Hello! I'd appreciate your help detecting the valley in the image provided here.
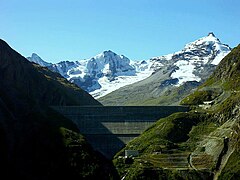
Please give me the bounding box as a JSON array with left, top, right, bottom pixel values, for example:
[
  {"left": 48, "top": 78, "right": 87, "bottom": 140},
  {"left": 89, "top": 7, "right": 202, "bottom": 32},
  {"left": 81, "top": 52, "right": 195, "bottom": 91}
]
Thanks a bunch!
[{"left": 2, "top": 0, "right": 240, "bottom": 179}]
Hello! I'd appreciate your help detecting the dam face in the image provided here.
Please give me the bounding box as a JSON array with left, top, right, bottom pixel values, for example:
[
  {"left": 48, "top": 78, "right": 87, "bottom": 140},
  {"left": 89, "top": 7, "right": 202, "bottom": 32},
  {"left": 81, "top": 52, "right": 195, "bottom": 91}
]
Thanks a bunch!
[{"left": 53, "top": 106, "right": 189, "bottom": 159}]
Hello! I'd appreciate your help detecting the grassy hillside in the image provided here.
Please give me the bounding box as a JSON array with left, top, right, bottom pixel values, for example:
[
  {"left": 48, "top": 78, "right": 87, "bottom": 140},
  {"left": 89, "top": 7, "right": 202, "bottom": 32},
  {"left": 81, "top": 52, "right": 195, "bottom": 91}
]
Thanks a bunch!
[
  {"left": 113, "top": 45, "right": 240, "bottom": 179},
  {"left": 0, "top": 39, "right": 118, "bottom": 179}
]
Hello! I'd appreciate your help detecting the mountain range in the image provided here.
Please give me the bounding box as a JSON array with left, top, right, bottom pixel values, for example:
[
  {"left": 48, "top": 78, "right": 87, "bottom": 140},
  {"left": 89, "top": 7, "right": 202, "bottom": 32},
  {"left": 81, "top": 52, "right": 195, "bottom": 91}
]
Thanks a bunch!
[
  {"left": 27, "top": 33, "right": 231, "bottom": 101},
  {"left": 100, "top": 33, "right": 231, "bottom": 105}
]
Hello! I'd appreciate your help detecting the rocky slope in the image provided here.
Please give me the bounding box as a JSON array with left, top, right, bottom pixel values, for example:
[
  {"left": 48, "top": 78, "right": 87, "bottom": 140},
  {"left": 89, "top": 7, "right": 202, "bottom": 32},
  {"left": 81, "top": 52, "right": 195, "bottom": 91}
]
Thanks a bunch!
[
  {"left": 99, "top": 33, "right": 231, "bottom": 105},
  {"left": 113, "top": 44, "right": 240, "bottom": 179},
  {"left": 0, "top": 39, "right": 118, "bottom": 179}
]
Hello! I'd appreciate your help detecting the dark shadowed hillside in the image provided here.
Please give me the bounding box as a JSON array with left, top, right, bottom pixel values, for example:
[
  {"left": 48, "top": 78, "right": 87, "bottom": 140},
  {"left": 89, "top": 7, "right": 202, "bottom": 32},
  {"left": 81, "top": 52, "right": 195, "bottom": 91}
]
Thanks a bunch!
[
  {"left": 0, "top": 39, "right": 101, "bottom": 113},
  {"left": 0, "top": 39, "right": 119, "bottom": 179}
]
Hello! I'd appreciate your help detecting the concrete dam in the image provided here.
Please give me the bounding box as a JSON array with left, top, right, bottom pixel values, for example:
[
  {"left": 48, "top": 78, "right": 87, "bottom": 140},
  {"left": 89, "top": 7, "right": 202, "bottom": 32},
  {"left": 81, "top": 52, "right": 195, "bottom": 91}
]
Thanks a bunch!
[{"left": 53, "top": 106, "right": 189, "bottom": 159}]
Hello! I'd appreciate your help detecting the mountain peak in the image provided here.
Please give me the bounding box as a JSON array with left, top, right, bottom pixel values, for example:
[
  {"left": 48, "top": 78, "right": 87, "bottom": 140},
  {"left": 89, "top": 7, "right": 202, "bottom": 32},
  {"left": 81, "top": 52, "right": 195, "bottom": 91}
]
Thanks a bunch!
[
  {"left": 103, "top": 50, "right": 115, "bottom": 54},
  {"left": 0, "top": 39, "right": 9, "bottom": 47},
  {"left": 31, "top": 53, "right": 41, "bottom": 58},
  {"left": 0, "top": 39, "right": 14, "bottom": 53},
  {"left": 208, "top": 32, "right": 215, "bottom": 37},
  {"left": 150, "top": 33, "right": 231, "bottom": 86},
  {"left": 27, "top": 53, "right": 52, "bottom": 67},
  {"left": 104, "top": 50, "right": 128, "bottom": 59},
  {"left": 199, "top": 32, "right": 220, "bottom": 43},
  {"left": 93, "top": 50, "right": 129, "bottom": 61},
  {"left": 93, "top": 50, "right": 116, "bottom": 59},
  {"left": 183, "top": 32, "right": 226, "bottom": 52},
  {"left": 204, "top": 32, "right": 220, "bottom": 42}
]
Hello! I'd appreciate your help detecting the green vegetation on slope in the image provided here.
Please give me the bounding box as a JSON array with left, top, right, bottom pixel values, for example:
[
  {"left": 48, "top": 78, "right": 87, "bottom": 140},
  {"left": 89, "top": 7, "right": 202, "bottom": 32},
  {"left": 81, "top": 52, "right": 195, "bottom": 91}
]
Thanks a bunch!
[
  {"left": 218, "top": 150, "right": 240, "bottom": 179},
  {"left": 113, "top": 112, "right": 215, "bottom": 179}
]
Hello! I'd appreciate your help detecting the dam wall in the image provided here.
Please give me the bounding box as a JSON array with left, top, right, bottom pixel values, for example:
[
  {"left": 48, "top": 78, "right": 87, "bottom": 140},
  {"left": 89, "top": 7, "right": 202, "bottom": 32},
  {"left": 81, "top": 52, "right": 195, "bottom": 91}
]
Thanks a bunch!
[{"left": 53, "top": 106, "right": 189, "bottom": 159}]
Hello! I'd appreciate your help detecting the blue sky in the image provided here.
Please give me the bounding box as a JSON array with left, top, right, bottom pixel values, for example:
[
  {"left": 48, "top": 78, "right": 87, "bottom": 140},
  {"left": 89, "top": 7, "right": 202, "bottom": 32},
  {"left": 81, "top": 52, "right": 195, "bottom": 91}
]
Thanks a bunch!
[{"left": 1, "top": 0, "right": 240, "bottom": 63}]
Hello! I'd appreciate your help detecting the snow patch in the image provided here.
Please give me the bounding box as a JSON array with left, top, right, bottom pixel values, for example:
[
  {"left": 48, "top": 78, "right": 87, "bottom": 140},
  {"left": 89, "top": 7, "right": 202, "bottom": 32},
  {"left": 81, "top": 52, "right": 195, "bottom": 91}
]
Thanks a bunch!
[
  {"left": 171, "top": 60, "right": 201, "bottom": 86},
  {"left": 90, "top": 69, "right": 153, "bottom": 98}
]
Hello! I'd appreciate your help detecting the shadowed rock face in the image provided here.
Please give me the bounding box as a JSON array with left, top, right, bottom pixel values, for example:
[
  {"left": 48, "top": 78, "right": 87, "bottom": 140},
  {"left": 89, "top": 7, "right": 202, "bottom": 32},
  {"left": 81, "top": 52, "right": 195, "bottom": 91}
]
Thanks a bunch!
[{"left": 0, "top": 39, "right": 118, "bottom": 180}]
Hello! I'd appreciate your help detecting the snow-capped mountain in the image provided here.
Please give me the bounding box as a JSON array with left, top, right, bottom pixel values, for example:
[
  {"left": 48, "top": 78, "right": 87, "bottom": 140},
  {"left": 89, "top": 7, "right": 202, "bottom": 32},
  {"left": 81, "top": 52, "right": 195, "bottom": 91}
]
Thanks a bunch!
[
  {"left": 26, "top": 33, "right": 231, "bottom": 100},
  {"left": 27, "top": 53, "right": 52, "bottom": 67},
  {"left": 47, "top": 50, "right": 153, "bottom": 98},
  {"left": 99, "top": 33, "right": 232, "bottom": 105},
  {"left": 148, "top": 32, "right": 231, "bottom": 86}
]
